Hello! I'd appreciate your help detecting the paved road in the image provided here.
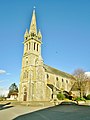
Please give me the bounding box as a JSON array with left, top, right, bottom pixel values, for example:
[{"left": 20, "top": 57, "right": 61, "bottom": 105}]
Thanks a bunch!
[
  {"left": 14, "top": 104, "right": 90, "bottom": 120},
  {"left": 0, "top": 103, "right": 90, "bottom": 120}
]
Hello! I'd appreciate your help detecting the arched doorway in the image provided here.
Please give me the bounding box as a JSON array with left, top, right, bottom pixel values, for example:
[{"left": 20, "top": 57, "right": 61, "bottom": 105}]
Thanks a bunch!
[{"left": 23, "top": 87, "right": 27, "bottom": 101}]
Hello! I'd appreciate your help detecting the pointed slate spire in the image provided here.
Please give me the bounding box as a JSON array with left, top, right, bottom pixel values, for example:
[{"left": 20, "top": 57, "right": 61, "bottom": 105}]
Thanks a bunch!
[{"left": 29, "top": 7, "right": 37, "bottom": 35}]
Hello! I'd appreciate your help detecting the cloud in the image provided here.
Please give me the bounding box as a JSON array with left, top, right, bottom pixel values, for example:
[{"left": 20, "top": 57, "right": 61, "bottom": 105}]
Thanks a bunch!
[
  {"left": 85, "top": 72, "right": 90, "bottom": 78},
  {"left": 0, "top": 69, "right": 11, "bottom": 76},
  {"left": 0, "top": 70, "right": 6, "bottom": 74}
]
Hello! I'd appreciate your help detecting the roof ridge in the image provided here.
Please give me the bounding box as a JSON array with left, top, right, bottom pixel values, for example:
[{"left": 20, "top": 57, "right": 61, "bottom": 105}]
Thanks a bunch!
[{"left": 44, "top": 64, "right": 76, "bottom": 80}]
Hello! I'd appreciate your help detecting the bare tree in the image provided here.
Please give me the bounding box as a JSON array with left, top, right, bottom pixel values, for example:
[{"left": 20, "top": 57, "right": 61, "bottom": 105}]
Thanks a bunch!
[{"left": 73, "top": 68, "right": 88, "bottom": 97}]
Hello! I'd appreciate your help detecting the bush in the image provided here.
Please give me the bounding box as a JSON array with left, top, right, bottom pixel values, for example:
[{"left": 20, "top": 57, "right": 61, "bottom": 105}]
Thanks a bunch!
[
  {"left": 75, "top": 97, "right": 86, "bottom": 101},
  {"left": 57, "top": 93, "right": 65, "bottom": 100},
  {"left": 87, "top": 94, "right": 90, "bottom": 100}
]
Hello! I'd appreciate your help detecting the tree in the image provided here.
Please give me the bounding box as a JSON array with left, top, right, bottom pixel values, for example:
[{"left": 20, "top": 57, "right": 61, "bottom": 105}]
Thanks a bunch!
[
  {"left": 73, "top": 68, "right": 88, "bottom": 98},
  {"left": 8, "top": 83, "right": 18, "bottom": 97},
  {"left": 0, "top": 95, "right": 5, "bottom": 101}
]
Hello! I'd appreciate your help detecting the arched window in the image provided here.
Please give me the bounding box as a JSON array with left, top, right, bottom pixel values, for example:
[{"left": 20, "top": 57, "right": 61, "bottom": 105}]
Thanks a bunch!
[
  {"left": 66, "top": 80, "right": 68, "bottom": 83},
  {"left": 26, "top": 57, "right": 28, "bottom": 65},
  {"left": 56, "top": 77, "right": 58, "bottom": 81},
  {"left": 56, "top": 77, "right": 59, "bottom": 88},
  {"left": 62, "top": 79, "right": 64, "bottom": 82},
  {"left": 34, "top": 42, "right": 36, "bottom": 50},
  {"left": 37, "top": 44, "right": 39, "bottom": 51},
  {"left": 29, "top": 42, "right": 30, "bottom": 50},
  {"left": 47, "top": 74, "right": 49, "bottom": 79}
]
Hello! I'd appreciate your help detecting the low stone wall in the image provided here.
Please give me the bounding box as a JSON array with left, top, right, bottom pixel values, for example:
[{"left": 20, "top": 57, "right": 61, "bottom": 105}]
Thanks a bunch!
[
  {"left": 20, "top": 101, "right": 54, "bottom": 107},
  {"left": 77, "top": 101, "right": 85, "bottom": 105},
  {"left": 77, "top": 100, "right": 90, "bottom": 106}
]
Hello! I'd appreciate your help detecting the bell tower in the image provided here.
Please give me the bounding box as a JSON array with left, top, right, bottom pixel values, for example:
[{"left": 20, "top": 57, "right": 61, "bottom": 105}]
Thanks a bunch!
[
  {"left": 19, "top": 8, "right": 46, "bottom": 102},
  {"left": 23, "top": 8, "right": 42, "bottom": 66}
]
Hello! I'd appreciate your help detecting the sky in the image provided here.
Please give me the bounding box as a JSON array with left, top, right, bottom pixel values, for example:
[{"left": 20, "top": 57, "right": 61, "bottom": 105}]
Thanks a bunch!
[{"left": 0, "top": 0, "right": 90, "bottom": 95}]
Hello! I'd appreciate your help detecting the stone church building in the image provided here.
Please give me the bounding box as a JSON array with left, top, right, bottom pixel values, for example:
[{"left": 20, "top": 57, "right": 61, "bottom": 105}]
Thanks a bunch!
[{"left": 18, "top": 9, "right": 76, "bottom": 102}]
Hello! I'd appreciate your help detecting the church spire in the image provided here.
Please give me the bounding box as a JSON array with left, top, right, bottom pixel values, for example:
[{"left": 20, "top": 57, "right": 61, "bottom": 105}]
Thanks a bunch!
[{"left": 29, "top": 7, "right": 37, "bottom": 35}]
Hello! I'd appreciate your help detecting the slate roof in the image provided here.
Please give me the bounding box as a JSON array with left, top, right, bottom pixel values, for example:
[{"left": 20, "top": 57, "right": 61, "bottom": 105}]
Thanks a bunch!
[{"left": 44, "top": 64, "right": 76, "bottom": 80}]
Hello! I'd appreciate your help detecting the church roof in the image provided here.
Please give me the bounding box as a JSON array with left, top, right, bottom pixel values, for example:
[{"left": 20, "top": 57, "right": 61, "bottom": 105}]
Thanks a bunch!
[{"left": 44, "top": 64, "right": 76, "bottom": 80}]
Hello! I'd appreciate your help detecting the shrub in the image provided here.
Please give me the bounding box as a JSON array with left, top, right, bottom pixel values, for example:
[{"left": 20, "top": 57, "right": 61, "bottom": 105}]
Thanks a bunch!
[
  {"left": 75, "top": 97, "right": 86, "bottom": 101},
  {"left": 87, "top": 94, "right": 90, "bottom": 100},
  {"left": 80, "top": 97, "right": 86, "bottom": 101},
  {"left": 57, "top": 93, "right": 65, "bottom": 100}
]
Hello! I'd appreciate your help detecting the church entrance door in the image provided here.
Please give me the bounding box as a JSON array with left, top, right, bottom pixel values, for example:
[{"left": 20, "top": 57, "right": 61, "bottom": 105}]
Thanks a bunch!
[
  {"left": 23, "top": 87, "right": 27, "bottom": 101},
  {"left": 23, "top": 91, "right": 27, "bottom": 101}
]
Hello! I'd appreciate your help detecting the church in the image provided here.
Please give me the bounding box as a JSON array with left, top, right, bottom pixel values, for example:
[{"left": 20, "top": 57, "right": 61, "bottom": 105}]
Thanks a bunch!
[{"left": 18, "top": 9, "right": 76, "bottom": 102}]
